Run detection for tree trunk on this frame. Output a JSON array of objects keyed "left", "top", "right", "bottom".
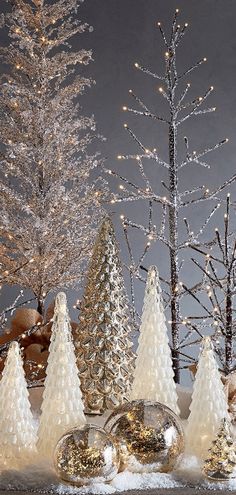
[
  {"left": 225, "top": 273, "right": 232, "bottom": 374},
  {"left": 37, "top": 297, "right": 44, "bottom": 316},
  {"left": 169, "top": 122, "right": 180, "bottom": 383}
]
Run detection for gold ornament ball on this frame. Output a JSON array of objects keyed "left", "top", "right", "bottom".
[
  {"left": 54, "top": 424, "right": 119, "bottom": 486},
  {"left": 105, "top": 400, "right": 184, "bottom": 473}
]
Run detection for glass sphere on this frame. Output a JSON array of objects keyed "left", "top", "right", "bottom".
[
  {"left": 54, "top": 424, "right": 119, "bottom": 486},
  {"left": 105, "top": 400, "right": 184, "bottom": 473}
]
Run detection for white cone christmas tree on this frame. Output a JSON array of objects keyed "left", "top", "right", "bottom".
[
  {"left": 0, "top": 341, "right": 37, "bottom": 466},
  {"left": 130, "top": 266, "right": 179, "bottom": 415},
  {"left": 186, "top": 336, "right": 229, "bottom": 458},
  {"left": 37, "top": 292, "right": 86, "bottom": 458}
]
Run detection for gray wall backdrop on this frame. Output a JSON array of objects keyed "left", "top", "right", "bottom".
[{"left": 1, "top": 0, "right": 236, "bottom": 384}]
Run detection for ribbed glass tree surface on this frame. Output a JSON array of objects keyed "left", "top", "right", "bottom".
[
  {"left": 0, "top": 341, "right": 37, "bottom": 466},
  {"left": 75, "top": 217, "right": 134, "bottom": 414},
  {"left": 37, "top": 292, "right": 86, "bottom": 458},
  {"left": 130, "top": 266, "right": 179, "bottom": 415},
  {"left": 186, "top": 336, "right": 229, "bottom": 458},
  {"left": 0, "top": 0, "right": 106, "bottom": 315},
  {"left": 203, "top": 418, "right": 236, "bottom": 481}
]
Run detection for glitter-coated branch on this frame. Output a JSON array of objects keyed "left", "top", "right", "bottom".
[
  {"left": 0, "top": 0, "right": 107, "bottom": 314},
  {"left": 185, "top": 195, "right": 236, "bottom": 374},
  {"left": 106, "top": 10, "right": 236, "bottom": 382}
]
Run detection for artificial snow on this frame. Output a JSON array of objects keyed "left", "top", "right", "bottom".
[
  {"left": 2, "top": 455, "right": 236, "bottom": 493},
  {"left": 0, "top": 463, "right": 184, "bottom": 494},
  {"left": 2, "top": 388, "right": 235, "bottom": 493}
]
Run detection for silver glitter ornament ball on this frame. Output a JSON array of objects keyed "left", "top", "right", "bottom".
[
  {"left": 105, "top": 400, "right": 184, "bottom": 473},
  {"left": 54, "top": 424, "right": 119, "bottom": 486}
]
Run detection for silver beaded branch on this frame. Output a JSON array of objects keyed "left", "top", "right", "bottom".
[
  {"left": 183, "top": 194, "right": 236, "bottom": 375},
  {"left": 0, "top": 0, "right": 107, "bottom": 315},
  {"left": 105, "top": 10, "right": 236, "bottom": 382}
]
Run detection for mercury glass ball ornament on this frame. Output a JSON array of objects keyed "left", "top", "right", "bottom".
[
  {"left": 54, "top": 424, "right": 119, "bottom": 486},
  {"left": 105, "top": 400, "right": 184, "bottom": 473}
]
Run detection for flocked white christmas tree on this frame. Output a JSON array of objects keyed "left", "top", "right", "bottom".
[
  {"left": 0, "top": 341, "right": 37, "bottom": 467},
  {"left": 37, "top": 292, "right": 86, "bottom": 458},
  {"left": 186, "top": 336, "right": 229, "bottom": 458},
  {"left": 130, "top": 266, "right": 179, "bottom": 415}
]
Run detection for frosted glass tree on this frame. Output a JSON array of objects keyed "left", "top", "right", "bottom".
[
  {"left": 0, "top": 341, "right": 37, "bottom": 467},
  {"left": 186, "top": 336, "right": 229, "bottom": 458},
  {"left": 37, "top": 292, "right": 86, "bottom": 459},
  {"left": 130, "top": 266, "right": 179, "bottom": 415}
]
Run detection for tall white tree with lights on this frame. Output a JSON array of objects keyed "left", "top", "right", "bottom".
[
  {"left": 131, "top": 265, "right": 179, "bottom": 415},
  {"left": 0, "top": 0, "right": 106, "bottom": 315}
]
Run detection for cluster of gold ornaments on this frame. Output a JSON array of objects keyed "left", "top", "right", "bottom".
[{"left": 54, "top": 400, "right": 184, "bottom": 487}]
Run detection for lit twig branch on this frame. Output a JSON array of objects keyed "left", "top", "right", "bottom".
[
  {"left": 185, "top": 198, "right": 236, "bottom": 373},
  {"left": 178, "top": 57, "right": 207, "bottom": 81}
]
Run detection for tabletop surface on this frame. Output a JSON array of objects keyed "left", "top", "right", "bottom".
[{"left": 0, "top": 490, "right": 233, "bottom": 495}]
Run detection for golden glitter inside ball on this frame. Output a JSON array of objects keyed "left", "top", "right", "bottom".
[
  {"left": 105, "top": 400, "right": 184, "bottom": 473},
  {"left": 54, "top": 424, "right": 119, "bottom": 486}
]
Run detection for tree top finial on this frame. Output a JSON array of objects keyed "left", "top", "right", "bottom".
[
  {"left": 54, "top": 292, "right": 68, "bottom": 317},
  {"left": 201, "top": 335, "right": 214, "bottom": 353},
  {"left": 147, "top": 265, "right": 159, "bottom": 286}
]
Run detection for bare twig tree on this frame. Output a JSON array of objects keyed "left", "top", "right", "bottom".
[{"left": 106, "top": 10, "right": 236, "bottom": 381}]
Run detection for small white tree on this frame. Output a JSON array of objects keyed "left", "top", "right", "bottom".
[
  {"left": 37, "top": 292, "right": 86, "bottom": 459},
  {"left": 186, "top": 336, "right": 229, "bottom": 458},
  {"left": 0, "top": 341, "right": 37, "bottom": 467},
  {"left": 130, "top": 265, "right": 179, "bottom": 415}
]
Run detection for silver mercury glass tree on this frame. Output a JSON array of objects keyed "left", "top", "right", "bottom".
[
  {"left": 0, "top": 0, "right": 107, "bottom": 315},
  {"left": 105, "top": 9, "right": 236, "bottom": 382}
]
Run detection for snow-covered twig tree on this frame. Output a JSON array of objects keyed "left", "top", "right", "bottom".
[
  {"left": 75, "top": 217, "right": 134, "bottom": 414},
  {"left": 106, "top": 9, "right": 236, "bottom": 382},
  {"left": 186, "top": 336, "right": 229, "bottom": 458},
  {"left": 131, "top": 265, "right": 179, "bottom": 415},
  {"left": 37, "top": 292, "right": 86, "bottom": 459},
  {"left": 0, "top": 0, "right": 107, "bottom": 314},
  {"left": 0, "top": 341, "right": 37, "bottom": 467},
  {"left": 184, "top": 194, "right": 236, "bottom": 374}
]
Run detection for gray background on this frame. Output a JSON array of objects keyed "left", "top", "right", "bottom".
[{"left": 1, "top": 0, "right": 236, "bottom": 383}]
